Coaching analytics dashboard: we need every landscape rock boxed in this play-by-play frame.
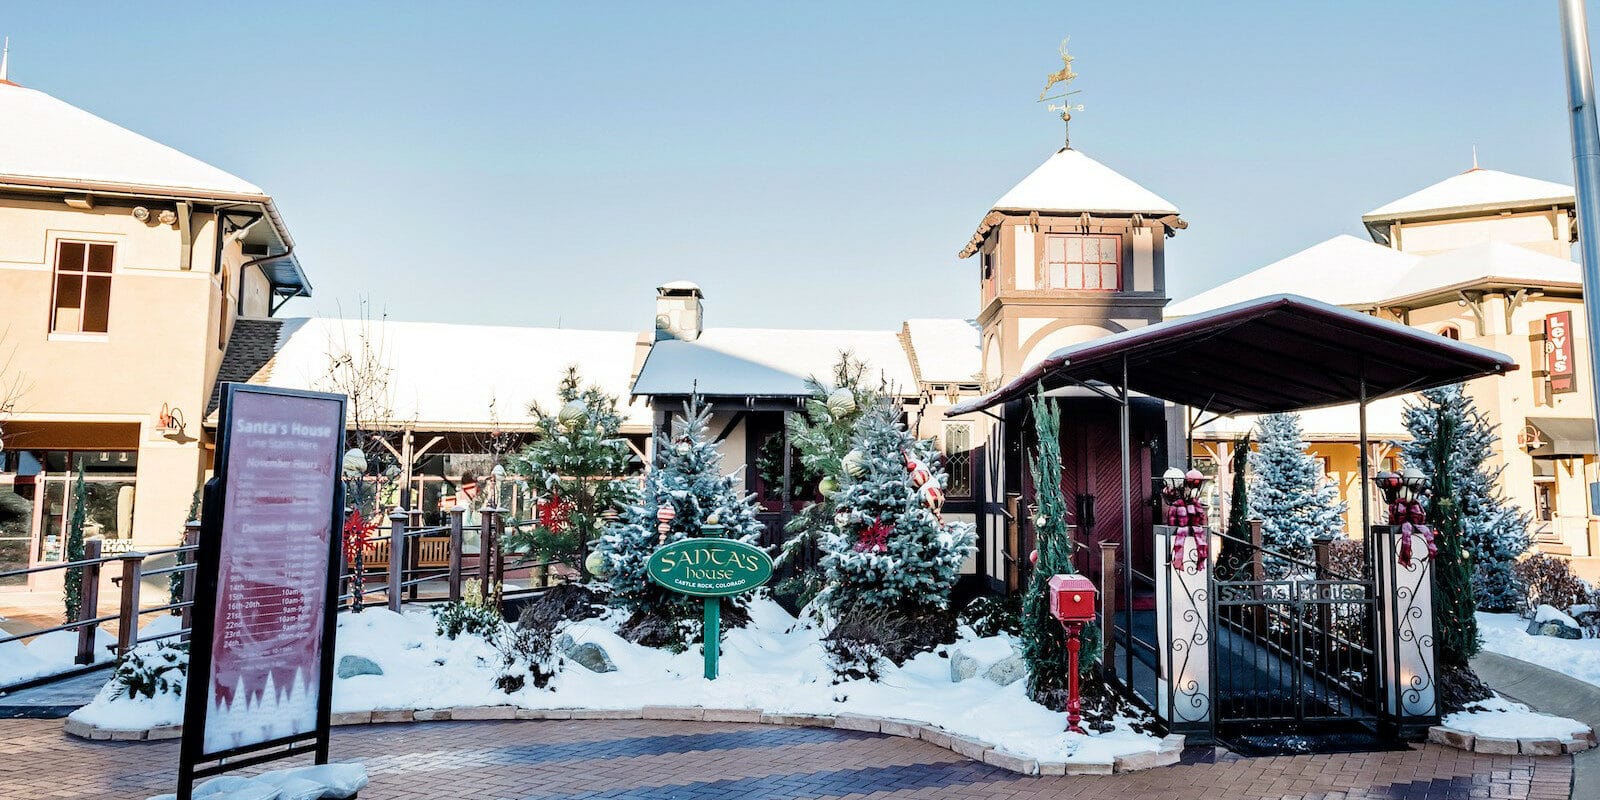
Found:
[982,653,1027,686]
[557,633,617,673]
[1526,604,1583,639]
[336,655,384,679]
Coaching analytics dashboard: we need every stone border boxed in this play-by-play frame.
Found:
[63,706,1185,776]
[1427,724,1597,756]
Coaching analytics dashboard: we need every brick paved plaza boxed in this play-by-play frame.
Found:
[0,717,1573,800]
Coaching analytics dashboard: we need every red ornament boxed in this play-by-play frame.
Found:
[657,506,676,524]
[1029,549,1039,566]
[855,519,892,553]
[342,509,377,561]
[535,494,574,532]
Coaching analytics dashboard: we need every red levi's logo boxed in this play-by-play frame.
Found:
[1547,311,1576,394]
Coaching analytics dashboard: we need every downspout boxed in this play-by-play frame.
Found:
[238,243,295,317]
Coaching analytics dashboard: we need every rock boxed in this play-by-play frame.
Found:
[336,655,383,678]
[1526,619,1583,640]
[557,633,617,673]
[982,654,1027,686]
[950,650,981,682]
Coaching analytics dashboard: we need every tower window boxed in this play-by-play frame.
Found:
[51,241,114,334]
[1044,234,1120,291]
[1439,325,1460,340]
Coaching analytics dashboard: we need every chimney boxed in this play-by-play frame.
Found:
[655,281,704,342]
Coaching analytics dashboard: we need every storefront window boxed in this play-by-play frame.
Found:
[14,449,139,562]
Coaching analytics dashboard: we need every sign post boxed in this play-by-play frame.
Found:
[645,516,772,680]
[177,384,346,799]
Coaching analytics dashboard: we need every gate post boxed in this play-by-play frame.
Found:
[1154,524,1211,736]
[1371,524,1438,737]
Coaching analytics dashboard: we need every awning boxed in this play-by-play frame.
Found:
[1527,416,1597,458]
[949,294,1519,417]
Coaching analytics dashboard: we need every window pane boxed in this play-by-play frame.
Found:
[53,273,82,331]
[57,241,86,272]
[1065,236,1082,261]
[1047,236,1065,261]
[86,244,114,273]
[84,276,111,332]
[1067,262,1084,289]
[1102,263,1120,290]
[1048,263,1065,288]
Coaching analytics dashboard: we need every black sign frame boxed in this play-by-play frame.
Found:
[177,383,347,799]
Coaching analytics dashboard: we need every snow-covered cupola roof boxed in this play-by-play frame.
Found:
[1362,168,1574,225]
[960,147,1181,258]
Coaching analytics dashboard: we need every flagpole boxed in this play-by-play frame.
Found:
[1558,0,1600,463]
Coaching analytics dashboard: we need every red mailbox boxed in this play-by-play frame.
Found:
[1047,573,1098,622]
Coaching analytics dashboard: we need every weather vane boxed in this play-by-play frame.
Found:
[1038,37,1083,148]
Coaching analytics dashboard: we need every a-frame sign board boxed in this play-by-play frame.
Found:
[177,384,346,799]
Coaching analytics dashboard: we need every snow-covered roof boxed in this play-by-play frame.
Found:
[632,328,918,398]
[247,318,652,432]
[1363,168,1573,221]
[989,148,1179,215]
[1166,236,1419,317]
[0,82,266,197]
[658,280,702,294]
[1190,396,1410,441]
[903,319,981,384]
[1169,237,1583,317]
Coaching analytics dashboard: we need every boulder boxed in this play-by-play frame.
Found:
[557,633,617,673]
[982,653,1027,686]
[1527,604,1583,640]
[949,638,1023,685]
[336,655,383,679]
[950,650,981,682]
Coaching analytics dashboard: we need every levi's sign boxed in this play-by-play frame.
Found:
[647,538,772,597]
[1547,311,1576,394]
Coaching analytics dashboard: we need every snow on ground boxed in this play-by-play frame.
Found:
[1,625,117,687]
[1477,612,1600,687]
[1442,696,1590,739]
[73,599,1159,764]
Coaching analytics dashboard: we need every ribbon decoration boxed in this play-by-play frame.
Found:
[1161,484,1209,568]
[1389,496,1437,568]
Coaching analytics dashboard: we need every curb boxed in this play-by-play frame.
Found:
[63,706,1185,776]
[1427,724,1596,756]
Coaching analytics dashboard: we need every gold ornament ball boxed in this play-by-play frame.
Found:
[826,388,857,418]
[585,549,610,578]
[558,400,588,429]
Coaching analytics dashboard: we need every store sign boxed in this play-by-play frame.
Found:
[179,384,346,798]
[647,538,773,597]
[1547,311,1576,394]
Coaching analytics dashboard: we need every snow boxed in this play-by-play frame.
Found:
[903,319,981,384]
[632,328,920,399]
[252,317,653,432]
[989,148,1179,215]
[1443,696,1589,739]
[1382,242,1580,302]
[1188,395,1411,442]
[0,626,115,687]
[0,83,266,196]
[72,598,1161,764]
[1533,604,1579,628]
[142,763,367,800]
[1364,168,1573,220]
[1478,612,1600,686]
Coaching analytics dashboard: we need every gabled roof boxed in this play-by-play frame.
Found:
[238,318,653,432]
[952,294,1517,418]
[1166,235,1418,317]
[632,328,918,399]
[1168,237,1583,317]
[902,319,981,384]
[991,148,1179,215]
[0,82,265,197]
[1363,168,1573,222]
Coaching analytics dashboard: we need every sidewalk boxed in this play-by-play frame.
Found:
[1474,650,1598,799]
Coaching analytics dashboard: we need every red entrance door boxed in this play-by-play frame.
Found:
[1055,400,1154,585]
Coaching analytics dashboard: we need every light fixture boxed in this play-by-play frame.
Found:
[1161,467,1185,494]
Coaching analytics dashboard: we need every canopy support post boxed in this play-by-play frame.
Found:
[1119,353,1134,692]
[1358,357,1373,564]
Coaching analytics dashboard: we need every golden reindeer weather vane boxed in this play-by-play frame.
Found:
[1038,37,1084,147]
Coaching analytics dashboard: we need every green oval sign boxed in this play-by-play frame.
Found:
[647,538,773,597]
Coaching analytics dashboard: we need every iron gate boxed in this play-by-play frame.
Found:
[1209,534,1380,745]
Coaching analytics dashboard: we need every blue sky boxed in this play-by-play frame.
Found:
[2,2,1591,331]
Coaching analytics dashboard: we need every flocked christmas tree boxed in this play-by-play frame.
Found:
[1249,413,1345,572]
[774,354,879,609]
[817,402,975,617]
[595,397,764,647]
[1401,384,1531,612]
[509,366,634,577]
[1019,392,1104,714]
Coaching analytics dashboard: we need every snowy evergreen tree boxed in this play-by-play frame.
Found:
[62,467,87,624]
[508,367,634,574]
[1249,413,1345,571]
[1427,407,1481,668]
[774,354,880,608]
[1401,384,1531,612]
[596,398,763,644]
[817,403,975,615]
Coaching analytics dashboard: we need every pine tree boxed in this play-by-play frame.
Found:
[1401,384,1531,612]
[774,354,879,608]
[509,366,634,575]
[817,403,975,615]
[1020,393,1102,708]
[1428,408,1481,666]
[1220,432,1253,580]
[63,467,87,624]
[596,397,764,644]
[1249,413,1345,572]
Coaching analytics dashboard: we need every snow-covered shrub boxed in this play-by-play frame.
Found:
[494,605,564,693]
[432,587,504,641]
[823,608,954,679]
[1512,555,1588,618]
[1249,413,1345,572]
[960,594,1022,639]
[112,641,187,700]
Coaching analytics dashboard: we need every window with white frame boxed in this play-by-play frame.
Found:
[51,241,114,334]
[1043,234,1120,291]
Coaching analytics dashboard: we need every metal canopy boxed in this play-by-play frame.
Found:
[948,294,1518,418]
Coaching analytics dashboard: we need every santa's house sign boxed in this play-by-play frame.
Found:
[647,538,772,597]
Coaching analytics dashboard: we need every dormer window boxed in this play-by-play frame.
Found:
[1044,233,1121,291]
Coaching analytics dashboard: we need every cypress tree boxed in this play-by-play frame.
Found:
[1220,432,1252,580]
[63,466,87,624]
[1429,408,1480,666]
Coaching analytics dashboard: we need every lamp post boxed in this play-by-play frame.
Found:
[1372,468,1435,567]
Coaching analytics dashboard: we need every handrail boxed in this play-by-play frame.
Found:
[0,613,120,647]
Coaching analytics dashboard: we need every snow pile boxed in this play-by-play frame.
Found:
[73,598,1161,764]
[1532,604,1579,628]
[1442,696,1589,739]
[143,763,367,800]
[1477,612,1600,686]
[0,625,120,687]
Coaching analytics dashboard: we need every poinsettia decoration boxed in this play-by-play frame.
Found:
[342,509,378,562]
[854,519,892,553]
[535,494,575,534]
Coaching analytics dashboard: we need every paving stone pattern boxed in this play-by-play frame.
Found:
[0,717,1574,799]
